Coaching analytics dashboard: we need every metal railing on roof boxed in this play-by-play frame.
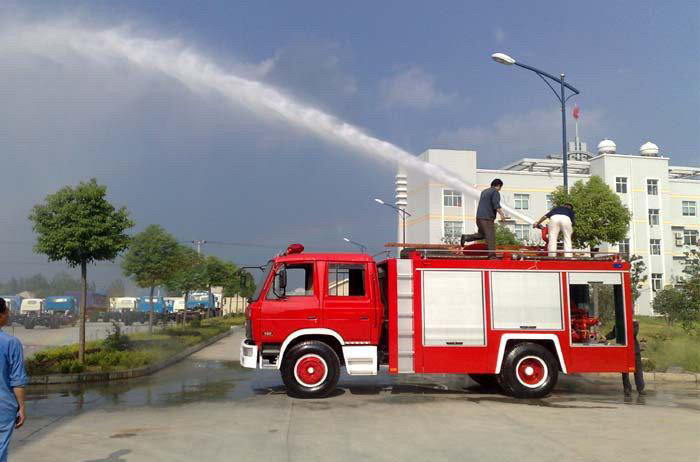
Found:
[384,243,623,262]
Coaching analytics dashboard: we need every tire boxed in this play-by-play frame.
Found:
[24,322,34,330]
[498,343,558,399]
[281,341,340,399]
[468,374,501,390]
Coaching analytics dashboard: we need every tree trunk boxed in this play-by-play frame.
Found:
[79,260,87,364]
[148,286,155,333]
[208,285,213,318]
[183,290,189,324]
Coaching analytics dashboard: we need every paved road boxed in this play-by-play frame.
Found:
[12,330,700,462]
[8,322,154,358]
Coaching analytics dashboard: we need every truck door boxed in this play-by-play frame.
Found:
[322,262,373,342]
[261,263,319,341]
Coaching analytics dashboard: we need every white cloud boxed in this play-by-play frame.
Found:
[379,66,454,109]
[435,108,605,164]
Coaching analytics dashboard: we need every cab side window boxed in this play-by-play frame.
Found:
[266,264,314,299]
[328,263,366,296]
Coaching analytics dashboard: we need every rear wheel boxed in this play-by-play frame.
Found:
[281,341,340,399]
[498,343,558,399]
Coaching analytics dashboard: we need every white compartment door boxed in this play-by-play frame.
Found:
[422,271,485,346]
[491,272,563,330]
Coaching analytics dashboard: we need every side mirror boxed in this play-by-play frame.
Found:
[279,267,287,290]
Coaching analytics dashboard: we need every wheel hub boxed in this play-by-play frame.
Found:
[516,356,548,388]
[294,354,328,387]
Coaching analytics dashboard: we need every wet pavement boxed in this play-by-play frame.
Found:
[13,330,700,462]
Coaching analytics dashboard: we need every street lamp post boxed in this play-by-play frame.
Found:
[374,198,412,245]
[343,237,367,254]
[491,53,580,191]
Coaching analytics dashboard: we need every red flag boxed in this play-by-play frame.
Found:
[573,105,580,120]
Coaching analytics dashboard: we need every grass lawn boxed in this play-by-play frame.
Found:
[636,316,700,373]
[26,314,245,375]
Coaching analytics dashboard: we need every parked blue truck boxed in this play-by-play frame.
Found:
[187,292,216,311]
[12,295,76,329]
[44,296,77,315]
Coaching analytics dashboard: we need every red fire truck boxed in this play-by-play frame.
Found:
[240,243,635,399]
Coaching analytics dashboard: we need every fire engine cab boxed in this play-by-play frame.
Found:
[241,243,635,399]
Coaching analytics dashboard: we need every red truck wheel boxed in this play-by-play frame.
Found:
[498,343,558,399]
[281,341,340,398]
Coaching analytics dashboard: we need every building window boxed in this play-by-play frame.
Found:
[514,193,530,210]
[682,201,697,216]
[618,238,630,257]
[443,190,462,207]
[684,229,699,246]
[443,221,463,239]
[615,177,628,194]
[647,179,658,195]
[650,239,661,255]
[514,224,530,241]
[651,273,663,292]
[648,209,660,226]
[546,194,553,210]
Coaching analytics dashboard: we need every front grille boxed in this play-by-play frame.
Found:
[245,319,252,339]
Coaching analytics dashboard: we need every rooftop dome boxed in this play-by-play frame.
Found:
[639,141,659,157]
[597,139,616,155]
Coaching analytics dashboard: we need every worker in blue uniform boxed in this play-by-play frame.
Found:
[0,297,26,461]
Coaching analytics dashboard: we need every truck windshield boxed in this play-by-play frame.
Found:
[249,261,273,302]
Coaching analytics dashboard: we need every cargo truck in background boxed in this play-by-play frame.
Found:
[241,243,636,399]
[17,297,75,329]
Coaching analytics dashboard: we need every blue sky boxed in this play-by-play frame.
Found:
[0,1,698,293]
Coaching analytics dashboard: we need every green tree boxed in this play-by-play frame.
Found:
[550,176,632,250]
[204,256,231,317]
[441,224,523,246]
[495,223,523,246]
[653,286,686,326]
[223,263,256,298]
[122,225,181,332]
[165,247,207,321]
[630,255,648,303]
[677,245,699,332]
[29,179,133,362]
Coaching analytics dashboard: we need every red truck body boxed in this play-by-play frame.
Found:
[241,244,635,398]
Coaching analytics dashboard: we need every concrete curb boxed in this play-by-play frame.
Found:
[29,326,238,385]
[582,371,699,383]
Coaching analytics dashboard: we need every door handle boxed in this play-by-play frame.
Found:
[359,316,369,320]
[307,316,317,320]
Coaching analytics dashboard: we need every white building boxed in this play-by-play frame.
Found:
[397,140,699,315]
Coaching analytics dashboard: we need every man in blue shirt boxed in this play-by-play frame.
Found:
[533,203,575,257]
[0,298,26,461]
[460,179,506,257]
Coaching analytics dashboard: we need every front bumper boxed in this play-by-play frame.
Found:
[239,338,258,369]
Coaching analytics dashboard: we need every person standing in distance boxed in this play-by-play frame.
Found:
[533,203,575,257]
[460,179,506,258]
[0,298,26,462]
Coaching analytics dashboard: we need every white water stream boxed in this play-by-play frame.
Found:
[3,22,534,224]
